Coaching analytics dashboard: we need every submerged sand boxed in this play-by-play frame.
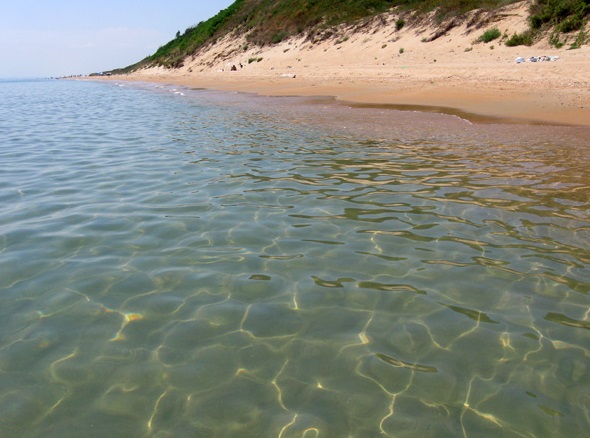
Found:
[103,1,589,126]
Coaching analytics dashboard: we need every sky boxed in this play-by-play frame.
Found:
[0,0,236,78]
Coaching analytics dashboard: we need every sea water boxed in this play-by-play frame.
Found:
[0,78,589,437]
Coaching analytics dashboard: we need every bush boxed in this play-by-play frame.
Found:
[505,30,534,46]
[558,15,586,33]
[530,14,544,29]
[395,19,406,31]
[530,0,590,32]
[479,27,501,43]
[271,31,288,44]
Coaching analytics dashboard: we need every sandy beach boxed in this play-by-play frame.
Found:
[104,1,590,126]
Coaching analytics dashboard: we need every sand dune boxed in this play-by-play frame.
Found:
[109,1,589,126]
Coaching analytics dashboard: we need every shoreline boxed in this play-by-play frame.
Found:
[100,70,590,126]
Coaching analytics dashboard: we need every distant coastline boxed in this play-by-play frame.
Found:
[96,2,589,126]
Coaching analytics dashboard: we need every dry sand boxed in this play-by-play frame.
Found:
[105,1,589,126]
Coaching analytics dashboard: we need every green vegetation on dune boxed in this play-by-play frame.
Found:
[149,0,247,68]
[530,0,589,32]
[110,0,589,73]
[506,0,589,48]
[111,0,246,72]
[236,0,519,45]
[479,27,502,43]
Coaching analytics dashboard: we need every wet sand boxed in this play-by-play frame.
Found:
[109,71,589,126]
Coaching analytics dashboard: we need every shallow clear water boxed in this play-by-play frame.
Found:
[1,78,589,437]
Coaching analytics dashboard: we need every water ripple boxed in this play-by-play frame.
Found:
[0,79,589,437]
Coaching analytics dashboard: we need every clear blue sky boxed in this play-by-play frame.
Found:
[0,0,236,77]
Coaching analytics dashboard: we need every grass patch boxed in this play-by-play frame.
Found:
[505,30,535,46]
[479,27,501,43]
[271,31,288,44]
[549,32,565,47]
[570,29,589,48]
